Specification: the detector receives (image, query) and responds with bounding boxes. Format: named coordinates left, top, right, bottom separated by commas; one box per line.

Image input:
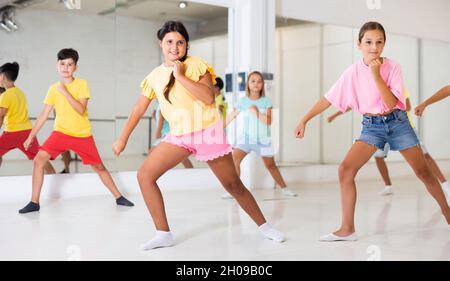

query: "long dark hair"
left=157, top=20, right=190, bottom=103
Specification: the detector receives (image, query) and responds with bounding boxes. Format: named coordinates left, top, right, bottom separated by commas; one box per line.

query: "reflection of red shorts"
left=0, top=129, right=39, bottom=160
left=40, top=131, right=102, bottom=165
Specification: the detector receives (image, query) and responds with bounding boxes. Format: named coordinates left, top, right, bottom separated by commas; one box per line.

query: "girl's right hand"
left=414, top=103, right=427, bottom=117
left=112, top=139, right=126, bottom=156
left=294, top=121, right=306, bottom=138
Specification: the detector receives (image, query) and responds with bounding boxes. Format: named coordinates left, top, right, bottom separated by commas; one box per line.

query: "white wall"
left=277, top=0, right=450, bottom=44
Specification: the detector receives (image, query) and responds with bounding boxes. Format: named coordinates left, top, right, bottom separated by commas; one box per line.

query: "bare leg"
left=208, top=153, right=266, bottom=226
left=400, top=146, right=450, bottom=224
left=424, top=153, right=447, bottom=184
left=44, top=161, right=56, bottom=174
left=91, top=163, right=122, bottom=199
left=262, top=157, right=287, bottom=188
left=61, top=151, right=71, bottom=172
left=375, top=157, right=392, bottom=186
left=232, top=148, right=248, bottom=177
left=181, top=158, right=194, bottom=168
left=333, top=141, right=377, bottom=236
left=31, top=151, right=52, bottom=203
left=137, top=142, right=191, bottom=231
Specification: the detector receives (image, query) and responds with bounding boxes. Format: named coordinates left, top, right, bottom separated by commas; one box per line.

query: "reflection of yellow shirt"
left=44, top=78, right=91, bottom=137
left=404, top=90, right=414, bottom=129
left=0, top=87, right=32, bottom=132
left=215, top=93, right=228, bottom=121
left=140, top=56, right=220, bottom=136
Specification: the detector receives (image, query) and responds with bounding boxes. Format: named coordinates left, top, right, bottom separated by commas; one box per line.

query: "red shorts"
left=0, top=129, right=40, bottom=160
left=40, top=131, right=102, bottom=165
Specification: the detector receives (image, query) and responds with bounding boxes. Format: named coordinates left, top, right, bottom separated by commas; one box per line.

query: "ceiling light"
left=0, top=19, right=12, bottom=32
left=178, top=1, right=187, bottom=9
left=61, top=0, right=81, bottom=10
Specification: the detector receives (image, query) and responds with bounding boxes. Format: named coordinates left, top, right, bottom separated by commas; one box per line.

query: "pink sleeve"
left=324, top=71, right=351, bottom=113
left=388, top=63, right=405, bottom=110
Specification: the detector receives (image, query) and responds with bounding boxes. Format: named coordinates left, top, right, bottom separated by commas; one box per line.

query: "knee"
left=338, top=162, right=357, bottom=183
left=92, top=163, right=106, bottom=172
left=223, top=178, right=246, bottom=196
left=415, top=166, right=434, bottom=183
left=137, top=165, right=157, bottom=185
left=33, top=152, right=49, bottom=167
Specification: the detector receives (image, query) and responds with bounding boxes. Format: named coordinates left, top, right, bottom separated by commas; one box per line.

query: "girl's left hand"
left=173, top=60, right=186, bottom=80
left=369, top=58, right=382, bottom=77
left=249, top=105, right=259, bottom=114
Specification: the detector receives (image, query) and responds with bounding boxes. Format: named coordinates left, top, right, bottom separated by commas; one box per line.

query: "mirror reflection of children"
left=151, top=102, right=193, bottom=168
left=20, top=49, right=134, bottom=214
left=213, top=77, right=227, bottom=125
left=327, top=90, right=448, bottom=198
left=226, top=71, right=297, bottom=198
left=0, top=62, right=55, bottom=174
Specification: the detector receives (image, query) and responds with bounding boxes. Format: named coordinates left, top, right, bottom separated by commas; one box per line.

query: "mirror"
left=274, top=16, right=450, bottom=165
left=0, top=0, right=116, bottom=176
left=113, top=0, right=229, bottom=172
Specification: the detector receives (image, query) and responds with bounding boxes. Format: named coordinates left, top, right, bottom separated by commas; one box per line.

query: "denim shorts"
left=234, top=142, right=274, bottom=157
left=358, top=110, right=419, bottom=151
left=372, top=127, right=427, bottom=158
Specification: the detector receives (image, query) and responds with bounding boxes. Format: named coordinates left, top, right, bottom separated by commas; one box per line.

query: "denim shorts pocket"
left=362, top=118, right=371, bottom=127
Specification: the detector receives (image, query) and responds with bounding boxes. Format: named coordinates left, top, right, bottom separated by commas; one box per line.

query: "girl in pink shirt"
left=295, top=21, right=450, bottom=241
left=113, top=21, right=285, bottom=250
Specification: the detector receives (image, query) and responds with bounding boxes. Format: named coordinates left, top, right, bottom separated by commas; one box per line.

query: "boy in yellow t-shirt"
left=0, top=62, right=54, bottom=172
left=19, top=49, right=134, bottom=213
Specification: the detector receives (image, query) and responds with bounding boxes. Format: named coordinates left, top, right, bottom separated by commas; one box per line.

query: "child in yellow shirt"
left=20, top=49, right=134, bottom=213
left=0, top=62, right=54, bottom=173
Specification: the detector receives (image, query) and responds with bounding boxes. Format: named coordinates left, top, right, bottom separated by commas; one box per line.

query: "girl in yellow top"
left=113, top=20, right=285, bottom=250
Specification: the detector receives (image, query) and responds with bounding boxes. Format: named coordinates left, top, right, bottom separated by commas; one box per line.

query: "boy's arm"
left=0, top=107, right=7, bottom=129
left=57, top=83, right=88, bottom=115
left=295, top=96, right=331, bottom=138
left=24, top=105, right=54, bottom=150
left=112, top=94, right=152, bottom=155
left=415, top=85, right=450, bottom=116
left=173, top=61, right=215, bottom=105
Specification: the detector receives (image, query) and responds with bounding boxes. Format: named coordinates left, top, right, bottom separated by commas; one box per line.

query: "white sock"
left=258, top=223, right=286, bottom=242
left=379, top=185, right=393, bottom=195
left=281, top=187, right=298, bottom=197
left=140, top=230, right=174, bottom=251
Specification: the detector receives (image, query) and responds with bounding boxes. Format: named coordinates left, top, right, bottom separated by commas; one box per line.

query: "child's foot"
left=319, top=231, right=358, bottom=242
left=59, top=168, right=69, bottom=174
left=281, top=187, right=298, bottom=197
left=258, top=223, right=286, bottom=242
left=378, top=186, right=393, bottom=196
left=19, top=201, right=40, bottom=214
left=140, top=231, right=174, bottom=251
left=116, top=196, right=134, bottom=207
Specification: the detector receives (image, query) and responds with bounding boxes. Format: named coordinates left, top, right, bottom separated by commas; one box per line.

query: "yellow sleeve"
left=0, top=92, right=10, bottom=109
left=44, top=87, right=56, bottom=105
left=79, top=80, right=91, bottom=100
left=185, top=56, right=217, bottom=85
left=140, top=75, right=156, bottom=100
left=404, top=89, right=410, bottom=99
